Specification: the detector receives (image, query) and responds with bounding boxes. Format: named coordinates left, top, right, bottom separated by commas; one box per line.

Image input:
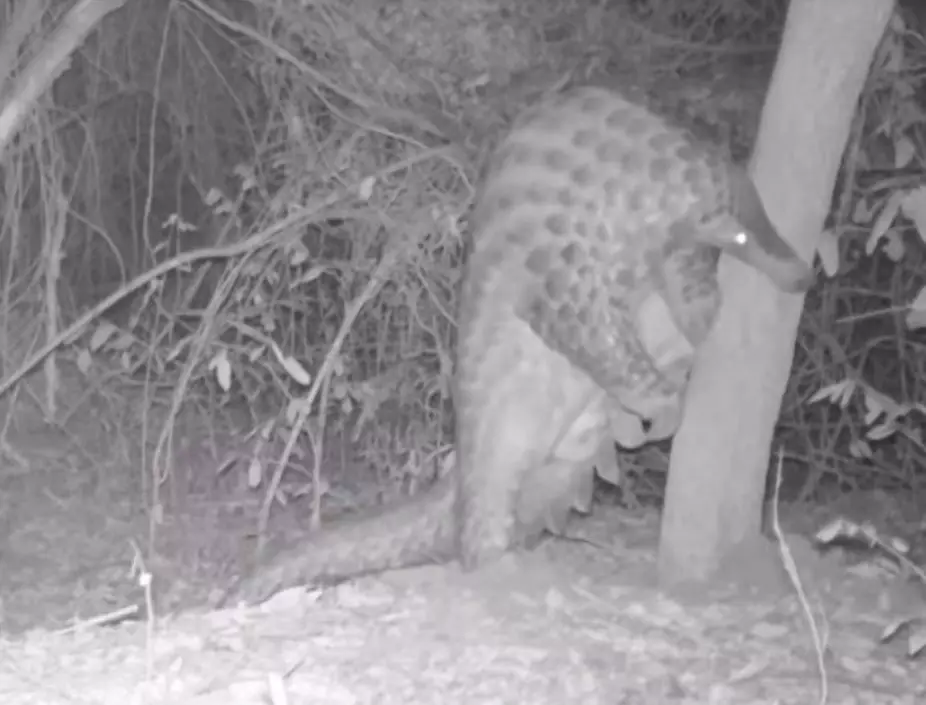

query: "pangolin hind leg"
left=516, top=455, right=598, bottom=541
left=516, top=390, right=615, bottom=540
left=453, top=308, right=605, bottom=569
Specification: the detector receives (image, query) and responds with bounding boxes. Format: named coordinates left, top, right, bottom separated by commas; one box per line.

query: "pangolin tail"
left=233, top=474, right=458, bottom=603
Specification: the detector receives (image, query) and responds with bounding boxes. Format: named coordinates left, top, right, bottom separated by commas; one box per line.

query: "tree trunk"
left=657, top=0, right=896, bottom=587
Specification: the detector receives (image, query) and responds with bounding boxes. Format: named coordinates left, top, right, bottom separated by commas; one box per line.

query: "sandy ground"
left=2, top=453, right=923, bottom=705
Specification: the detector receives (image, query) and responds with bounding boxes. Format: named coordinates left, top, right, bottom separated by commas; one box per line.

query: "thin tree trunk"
left=658, top=0, right=896, bottom=586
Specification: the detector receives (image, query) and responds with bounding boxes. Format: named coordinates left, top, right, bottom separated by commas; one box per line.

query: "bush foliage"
left=0, top=0, right=923, bottom=526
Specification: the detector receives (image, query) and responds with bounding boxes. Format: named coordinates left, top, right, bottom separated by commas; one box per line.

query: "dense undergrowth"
left=0, top=0, right=923, bottom=537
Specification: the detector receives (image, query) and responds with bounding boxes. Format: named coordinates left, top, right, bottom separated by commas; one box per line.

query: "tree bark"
left=658, top=0, right=896, bottom=586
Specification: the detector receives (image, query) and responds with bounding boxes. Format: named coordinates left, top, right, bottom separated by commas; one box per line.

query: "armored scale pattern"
left=231, top=85, right=813, bottom=603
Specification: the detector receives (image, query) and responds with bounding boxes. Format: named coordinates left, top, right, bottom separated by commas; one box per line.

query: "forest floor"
left=0, top=382, right=923, bottom=704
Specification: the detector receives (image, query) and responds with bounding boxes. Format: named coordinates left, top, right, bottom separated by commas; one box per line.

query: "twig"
left=53, top=604, right=139, bottom=634
left=0, top=0, right=128, bottom=158
left=0, top=150, right=447, bottom=401
left=256, top=245, right=400, bottom=543
left=771, top=449, right=828, bottom=705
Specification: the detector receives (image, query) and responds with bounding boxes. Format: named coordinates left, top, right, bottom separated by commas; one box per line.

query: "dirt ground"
left=0, top=380, right=923, bottom=704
